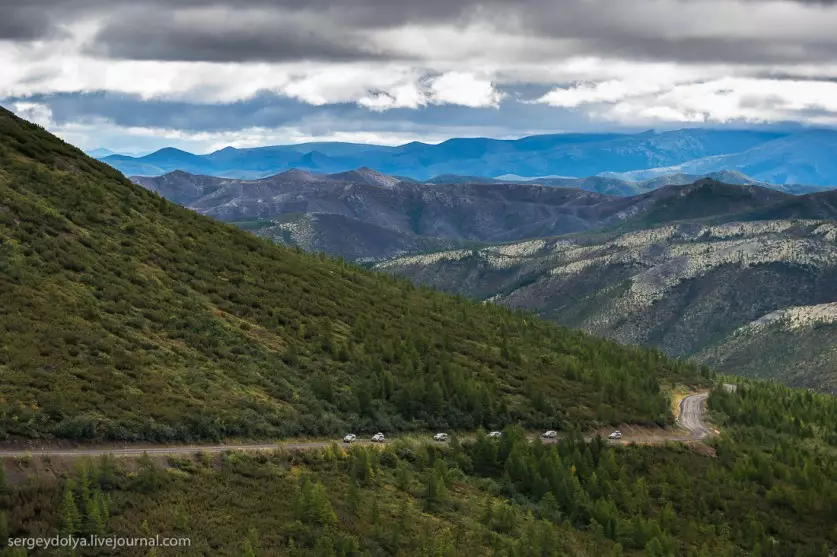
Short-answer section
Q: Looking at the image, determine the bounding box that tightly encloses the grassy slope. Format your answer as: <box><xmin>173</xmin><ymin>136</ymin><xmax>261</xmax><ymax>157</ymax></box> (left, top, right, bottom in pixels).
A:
<box><xmin>0</xmin><ymin>108</ymin><xmax>708</xmax><ymax>443</ymax></box>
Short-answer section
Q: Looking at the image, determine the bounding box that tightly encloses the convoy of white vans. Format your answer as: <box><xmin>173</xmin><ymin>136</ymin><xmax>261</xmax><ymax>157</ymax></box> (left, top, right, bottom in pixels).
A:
<box><xmin>341</xmin><ymin>429</ymin><xmax>626</xmax><ymax>443</ymax></box>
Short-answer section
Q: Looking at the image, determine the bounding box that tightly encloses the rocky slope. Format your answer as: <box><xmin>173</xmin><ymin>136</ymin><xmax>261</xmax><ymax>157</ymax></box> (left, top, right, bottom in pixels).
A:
<box><xmin>377</xmin><ymin>218</ymin><xmax>837</xmax><ymax>391</ymax></box>
<box><xmin>133</xmin><ymin>169</ymin><xmax>644</xmax><ymax>260</ymax></box>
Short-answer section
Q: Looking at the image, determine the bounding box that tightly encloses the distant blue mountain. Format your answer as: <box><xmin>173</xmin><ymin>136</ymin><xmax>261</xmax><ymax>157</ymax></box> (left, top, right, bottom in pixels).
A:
<box><xmin>85</xmin><ymin>147</ymin><xmax>119</xmax><ymax>158</ymax></box>
<box><xmin>97</xmin><ymin>128</ymin><xmax>837</xmax><ymax>186</ymax></box>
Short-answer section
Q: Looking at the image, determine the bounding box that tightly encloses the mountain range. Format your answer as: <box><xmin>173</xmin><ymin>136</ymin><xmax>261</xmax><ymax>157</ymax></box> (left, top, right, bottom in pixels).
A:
<box><xmin>376</xmin><ymin>183</ymin><xmax>837</xmax><ymax>392</ymax></box>
<box><xmin>132</xmin><ymin>167</ymin><xmax>827</xmax><ymax>261</ymax></box>
<box><xmin>100</xmin><ymin>128</ymin><xmax>837</xmax><ymax>187</ymax></box>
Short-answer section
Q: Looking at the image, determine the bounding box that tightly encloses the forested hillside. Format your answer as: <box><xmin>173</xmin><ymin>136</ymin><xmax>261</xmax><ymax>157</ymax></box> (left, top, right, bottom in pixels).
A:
<box><xmin>379</xmin><ymin>219</ymin><xmax>837</xmax><ymax>391</ymax></box>
<box><xmin>2</xmin><ymin>380</ymin><xmax>836</xmax><ymax>556</ymax></box>
<box><xmin>0</xmin><ymin>108</ymin><xmax>706</xmax><ymax>443</ymax></box>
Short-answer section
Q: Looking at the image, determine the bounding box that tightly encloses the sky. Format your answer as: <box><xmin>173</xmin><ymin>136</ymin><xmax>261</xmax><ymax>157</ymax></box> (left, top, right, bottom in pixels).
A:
<box><xmin>3</xmin><ymin>0</ymin><xmax>837</xmax><ymax>154</ymax></box>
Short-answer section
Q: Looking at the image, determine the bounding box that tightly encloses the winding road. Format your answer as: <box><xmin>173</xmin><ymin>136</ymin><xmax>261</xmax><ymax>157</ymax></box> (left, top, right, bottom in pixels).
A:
<box><xmin>0</xmin><ymin>394</ymin><xmax>712</xmax><ymax>459</ymax></box>
<box><xmin>676</xmin><ymin>392</ymin><xmax>712</xmax><ymax>440</ymax></box>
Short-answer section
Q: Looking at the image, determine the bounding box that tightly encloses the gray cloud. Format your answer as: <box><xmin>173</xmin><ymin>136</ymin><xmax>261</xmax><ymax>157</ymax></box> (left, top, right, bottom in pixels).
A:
<box><xmin>89</xmin><ymin>14</ymin><xmax>393</xmax><ymax>63</ymax></box>
<box><xmin>15</xmin><ymin>92</ymin><xmax>601</xmax><ymax>134</ymax></box>
<box><xmin>2</xmin><ymin>0</ymin><xmax>836</xmax><ymax>66</ymax></box>
<box><xmin>0</xmin><ymin>5</ymin><xmax>54</xmax><ymax>40</ymax></box>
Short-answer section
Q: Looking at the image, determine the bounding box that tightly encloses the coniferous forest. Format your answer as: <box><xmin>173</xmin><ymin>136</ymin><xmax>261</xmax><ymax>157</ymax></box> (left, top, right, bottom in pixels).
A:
<box><xmin>1</xmin><ymin>381</ymin><xmax>836</xmax><ymax>556</ymax></box>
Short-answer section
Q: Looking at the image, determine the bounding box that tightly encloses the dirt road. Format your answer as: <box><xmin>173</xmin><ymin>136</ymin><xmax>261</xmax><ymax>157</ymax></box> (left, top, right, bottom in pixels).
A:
<box><xmin>676</xmin><ymin>392</ymin><xmax>711</xmax><ymax>440</ymax></box>
<box><xmin>0</xmin><ymin>393</ymin><xmax>712</xmax><ymax>459</ymax></box>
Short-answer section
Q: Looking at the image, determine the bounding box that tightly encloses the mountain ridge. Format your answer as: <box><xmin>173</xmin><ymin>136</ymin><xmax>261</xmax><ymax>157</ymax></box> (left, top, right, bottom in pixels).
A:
<box><xmin>99</xmin><ymin>128</ymin><xmax>826</xmax><ymax>182</ymax></box>
<box><xmin>132</xmin><ymin>168</ymin><xmax>824</xmax><ymax>261</ymax></box>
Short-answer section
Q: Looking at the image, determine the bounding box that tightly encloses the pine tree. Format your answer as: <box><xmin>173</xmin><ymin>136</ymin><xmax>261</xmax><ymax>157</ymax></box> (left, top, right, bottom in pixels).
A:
<box><xmin>371</xmin><ymin>498</ymin><xmax>380</xmax><ymax>528</ymax></box>
<box><xmin>310</xmin><ymin>482</ymin><xmax>337</xmax><ymax>526</ymax></box>
<box><xmin>396</xmin><ymin>461</ymin><xmax>411</xmax><ymax>492</ymax></box>
<box><xmin>59</xmin><ymin>482</ymin><xmax>80</xmax><ymax>535</ymax></box>
<box><xmin>661</xmin><ymin>502</ymin><xmax>677</xmax><ymax>534</ymax></box>
<box><xmin>645</xmin><ymin>537</ymin><xmax>665</xmax><ymax>557</ymax></box>
<box><xmin>282</xmin><ymin>344</ymin><xmax>298</xmax><ymax>367</ymax></box>
<box><xmin>0</xmin><ymin>511</ymin><xmax>9</xmax><ymax>542</ymax></box>
<box><xmin>295</xmin><ymin>477</ymin><xmax>337</xmax><ymax>526</ymax></box>
<box><xmin>173</xmin><ymin>502</ymin><xmax>189</xmax><ymax>531</ymax></box>
<box><xmin>241</xmin><ymin>538</ymin><xmax>257</xmax><ymax>557</ymax></box>
<box><xmin>97</xmin><ymin>491</ymin><xmax>110</xmax><ymax>533</ymax></box>
<box><xmin>351</xmin><ymin>448</ymin><xmax>374</xmax><ymax>485</ymax></box>
<box><xmin>246</xmin><ymin>527</ymin><xmax>261</xmax><ymax>555</ymax></box>
<box><xmin>0</xmin><ymin>462</ymin><xmax>7</xmax><ymax>494</ymax></box>
<box><xmin>424</xmin><ymin>465</ymin><xmax>447</xmax><ymax>512</ymax></box>
<box><xmin>539</xmin><ymin>492</ymin><xmax>561</xmax><ymax>523</ymax></box>
<box><xmin>135</xmin><ymin>453</ymin><xmax>160</xmax><ymax>493</ymax></box>
<box><xmin>84</xmin><ymin>489</ymin><xmax>104</xmax><ymax>535</ymax></box>
<box><xmin>347</xmin><ymin>477</ymin><xmax>361</xmax><ymax>516</ymax></box>
<box><xmin>97</xmin><ymin>454</ymin><xmax>117</xmax><ymax>490</ymax></box>
<box><xmin>313</xmin><ymin>535</ymin><xmax>336</xmax><ymax>557</ymax></box>
<box><xmin>72</xmin><ymin>459</ymin><xmax>91</xmax><ymax>503</ymax></box>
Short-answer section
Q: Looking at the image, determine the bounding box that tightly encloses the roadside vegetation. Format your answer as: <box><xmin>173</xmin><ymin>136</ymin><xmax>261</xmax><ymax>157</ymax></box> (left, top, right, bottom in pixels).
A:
<box><xmin>1</xmin><ymin>382</ymin><xmax>835</xmax><ymax>556</ymax></box>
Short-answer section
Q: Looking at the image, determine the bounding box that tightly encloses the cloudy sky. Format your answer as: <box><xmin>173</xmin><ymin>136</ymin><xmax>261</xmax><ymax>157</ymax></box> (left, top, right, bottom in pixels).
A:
<box><xmin>2</xmin><ymin>0</ymin><xmax>837</xmax><ymax>154</ymax></box>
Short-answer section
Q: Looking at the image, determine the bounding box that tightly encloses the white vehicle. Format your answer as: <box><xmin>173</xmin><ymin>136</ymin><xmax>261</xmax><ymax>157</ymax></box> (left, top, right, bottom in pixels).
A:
<box><xmin>371</xmin><ymin>432</ymin><xmax>385</xmax><ymax>443</ymax></box>
<box><xmin>343</xmin><ymin>433</ymin><xmax>356</xmax><ymax>443</ymax></box>
<box><xmin>607</xmin><ymin>430</ymin><xmax>622</xmax><ymax>440</ymax></box>
<box><xmin>433</xmin><ymin>433</ymin><xmax>449</xmax><ymax>442</ymax></box>
<box><xmin>488</xmin><ymin>431</ymin><xmax>502</xmax><ymax>438</ymax></box>
<box><xmin>541</xmin><ymin>430</ymin><xmax>558</xmax><ymax>439</ymax></box>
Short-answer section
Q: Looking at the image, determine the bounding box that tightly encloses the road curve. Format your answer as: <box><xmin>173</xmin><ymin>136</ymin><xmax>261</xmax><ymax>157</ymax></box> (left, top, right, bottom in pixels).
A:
<box><xmin>0</xmin><ymin>393</ymin><xmax>712</xmax><ymax>459</ymax></box>
<box><xmin>676</xmin><ymin>392</ymin><xmax>712</xmax><ymax>440</ymax></box>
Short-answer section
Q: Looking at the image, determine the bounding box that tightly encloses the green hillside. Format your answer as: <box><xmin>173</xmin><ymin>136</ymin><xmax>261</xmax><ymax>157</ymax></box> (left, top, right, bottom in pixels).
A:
<box><xmin>0</xmin><ymin>108</ymin><xmax>706</xmax><ymax>442</ymax></box>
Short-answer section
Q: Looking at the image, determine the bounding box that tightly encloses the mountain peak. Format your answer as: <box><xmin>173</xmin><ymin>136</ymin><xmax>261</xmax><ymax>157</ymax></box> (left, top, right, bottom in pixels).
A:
<box><xmin>152</xmin><ymin>146</ymin><xmax>194</xmax><ymax>156</ymax></box>
<box><xmin>329</xmin><ymin>167</ymin><xmax>401</xmax><ymax>188</ymax></box>
<box><xmin>277</xmin><ymin>168</ymin><xmax>320</xmax><ymax>181</ymax></box>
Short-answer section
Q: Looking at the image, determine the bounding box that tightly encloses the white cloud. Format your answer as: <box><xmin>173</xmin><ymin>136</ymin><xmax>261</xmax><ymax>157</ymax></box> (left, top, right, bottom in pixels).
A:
<box><xmin>4</xmin><ymin>0</ymin><xmax>837</xmax><ymax>145</ymax></box>
<box><xmin>571</xmin><ymin>77</ymin><xmax>837</xmax><ymax>125</ymax></box>
<box><xmin>536</xmin><ymin>80</ymin><xmax>667</xmax><ymax>108</ymax></box>
<box><xmin>3</xmin><ymin>109</ymin><xmax>466</xmax><ymax>154</ymax></box>
<box><xmin>0</xmin><ymin>21</ymin><xmax>503</xmax><ymax>110</ymax></box>
<box><xmin>428</xmin><ymin>72</ymin><xmax>503</xmax><ymax>108</ymax></box>
<box><xmin>11</xmin><ymin>102</ymin><xmax>55</xmax><ymax>127</ymax></box>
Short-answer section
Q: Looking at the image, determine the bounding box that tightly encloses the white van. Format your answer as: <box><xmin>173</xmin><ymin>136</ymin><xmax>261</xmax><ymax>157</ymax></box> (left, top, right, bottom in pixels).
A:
<box><xmin>433</xmin><ymin>433</ymin><xmax>449</xmax><ymax>442</ymax></box>
<box><xmin>371</xmin><ymin>432</ymin><xmax>385</xmax><ymax>442</ymax></box>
